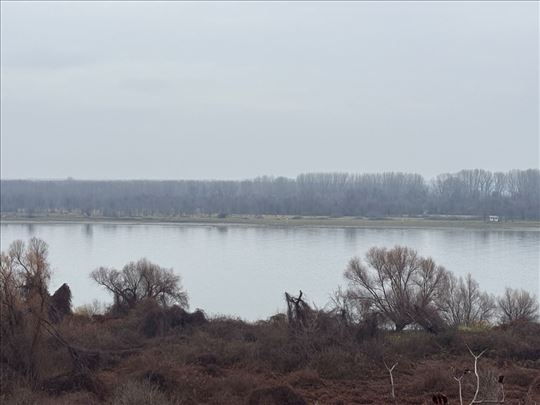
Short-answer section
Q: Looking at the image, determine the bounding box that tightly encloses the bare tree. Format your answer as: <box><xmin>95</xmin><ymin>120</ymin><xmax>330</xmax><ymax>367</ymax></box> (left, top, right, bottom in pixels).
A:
<box><xmin>328</xmin><ymin>286</ymin><xmax>370</xmax><ymax>325</ymax></box>
<box><xmin>0</xmin><ymin>238</ymin><xmax>52</xmax><ymax>380</ymax></box>
<box><xmin>344</xmin><ymin>246</ymin><xmax>447</xmax><ymax>331</ymax></box>
<box><xmin>5</xmin><ymin>237</ymin><xmax>51</xmax><ymax>298</ymax></box>
<box><xmin>497</xmin><ymin>288</ymin><xmax>538</xmax><ymax>323</ymax></box>
<box><xmin>90</xmin><ymin>258</ymin><xmax>188</xmax><ymax>311</ymax></box>
<box><xmin>436</xmin><ymin>273</ymin><xmax>495</xmax><ymax>327</ymax></box>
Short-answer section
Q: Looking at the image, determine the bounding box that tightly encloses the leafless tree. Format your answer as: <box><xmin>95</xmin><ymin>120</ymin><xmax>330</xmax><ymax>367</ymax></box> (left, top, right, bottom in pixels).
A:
<box><xmin>497</xmin><ymin>288</ymin><xmax>539</xmax><ymax>323</ymax></box>
<box><xmin>344</xmin><ymin>246</ymin><xmax>447</xmax><ymax>331</ymax></box>
<box><xmin>436</xmin><ymin>273</ymin><xmax>495</xmax><ymax>327</ymax></box>
<box><xmin>0</xmin><ymin>238</ymin><xmax>52</xmax><ymax>380</ymax></box>
<box><xmin>4</xmin><ymin>238</ymin><xmax>51</xmax><ymax>298</ymax></box>
<box><xmin>90</xmin><ymin>258</ymin><xmax>188</xmax><ymax>311</ymax></box>
<box><xmin>328</xmin><ymin>286</ymin><xmax>370</xmax><ymax>324</ymax></box>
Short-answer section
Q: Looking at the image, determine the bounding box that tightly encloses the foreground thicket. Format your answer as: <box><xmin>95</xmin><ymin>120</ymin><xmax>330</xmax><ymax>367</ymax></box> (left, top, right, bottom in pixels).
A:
<box><xmin>1</xmin><ymin>239</ymin><xmax>539</xmax><ymax>404</ymax></box>
<box><xmin>2</xmin><ymin>169</ymin><xmax>539</xmax><ymax>219</ymax></box>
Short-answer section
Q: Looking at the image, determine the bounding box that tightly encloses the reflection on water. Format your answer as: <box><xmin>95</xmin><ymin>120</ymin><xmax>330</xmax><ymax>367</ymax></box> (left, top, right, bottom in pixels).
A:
<box><xmin>1</xmin><ymin>222</ymin><xmax>539</xmax><ymax>321</ymax></box>
<box><xmin>83</xmin><ymin>224</ymin><xmax>93</xmax><ymax>237</ymax></box>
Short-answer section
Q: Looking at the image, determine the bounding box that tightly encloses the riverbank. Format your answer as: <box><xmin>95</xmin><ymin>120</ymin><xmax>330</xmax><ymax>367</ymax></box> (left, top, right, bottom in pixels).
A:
<box><xmin>2</xmin><ymin>213</ymin><xmax>540</xmax><ymax>231</ymax></box>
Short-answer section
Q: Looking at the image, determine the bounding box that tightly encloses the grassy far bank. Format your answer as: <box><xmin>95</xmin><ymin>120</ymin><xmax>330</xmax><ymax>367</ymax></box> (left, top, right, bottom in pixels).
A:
<box><xmin>2</xmin><ymin>212</ymin><xmax>540</xmax><ymax>231</ymax></box>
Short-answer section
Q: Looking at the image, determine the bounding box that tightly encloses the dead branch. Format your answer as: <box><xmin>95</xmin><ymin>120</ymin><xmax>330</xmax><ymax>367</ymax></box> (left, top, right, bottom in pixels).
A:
<box><xmin>432</xmin><ymin>393</ymin><xmax>448</xmax><ymax>404</ymax></box>
<box><xmin>384</xmin><ymin>360</ymin><xmax>398</xmax><ymax>405</ymax></box>
<box><xmin>468</xmin><ymin>345</ymin><xmax>487</xmax><ymax>404</ymax></box>
<box><xmin>285</xmin><ymin>290</ymin><xmax>313</xmax><ymax>328</ymax></box>
<box><xmin>452</xmin><ymin>366</ymin><xmax>471</xmax><ymax>405</ymax></box>
<box><xmin>455</xmin><ymin>375</ymin><xmax>464</xmax><ymax>405</ymax></box>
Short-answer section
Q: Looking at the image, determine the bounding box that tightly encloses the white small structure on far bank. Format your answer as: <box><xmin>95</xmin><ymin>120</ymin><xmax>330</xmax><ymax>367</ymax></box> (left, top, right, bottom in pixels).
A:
<box><xmin>488</xmin><ymin>215</ymin><xmax>500</xmax><ymax>222</ymax></box>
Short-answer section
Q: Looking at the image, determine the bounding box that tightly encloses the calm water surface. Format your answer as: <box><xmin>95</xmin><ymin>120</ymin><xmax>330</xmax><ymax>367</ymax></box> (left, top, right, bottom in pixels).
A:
<box><xmin>1</xmin><ymin>222</ymin><xmax>539</xmax><ymax>320</ymax></box>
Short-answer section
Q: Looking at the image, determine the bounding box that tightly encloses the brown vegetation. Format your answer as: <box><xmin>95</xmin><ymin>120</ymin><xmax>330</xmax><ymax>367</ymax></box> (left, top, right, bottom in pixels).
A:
<box><xmin>1</xmin><ymin>239</ymin><xmax>539</xmax><ymax>404</ymax></box>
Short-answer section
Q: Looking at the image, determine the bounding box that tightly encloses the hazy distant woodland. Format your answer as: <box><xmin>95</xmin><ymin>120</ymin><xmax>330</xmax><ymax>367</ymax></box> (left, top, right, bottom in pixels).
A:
<box><xmin>1</xmin><ymin>169</ymin><xmax>539</xmax><ymax>220</ymax></box>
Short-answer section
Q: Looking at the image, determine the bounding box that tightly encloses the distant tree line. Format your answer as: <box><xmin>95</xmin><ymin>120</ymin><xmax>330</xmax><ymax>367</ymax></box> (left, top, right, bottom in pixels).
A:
<box><xmin>1</xmin><ymin>169</ymin><xmax>539</xmax><ymax>219</ymax></box>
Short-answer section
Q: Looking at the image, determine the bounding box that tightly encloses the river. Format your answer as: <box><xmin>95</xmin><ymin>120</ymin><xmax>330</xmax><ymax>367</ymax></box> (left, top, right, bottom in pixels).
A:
<box><xmin>1</xmin><ymin>222</ymin><xmax>538</xmax><ymax>320</ymax></box>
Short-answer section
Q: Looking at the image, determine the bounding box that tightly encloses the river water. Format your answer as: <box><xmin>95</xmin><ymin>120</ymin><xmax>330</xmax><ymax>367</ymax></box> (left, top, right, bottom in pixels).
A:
<box><xmin>1</xmin><ymin>222</ymin><xmax>538</xmax><ymax>320</ymax></box>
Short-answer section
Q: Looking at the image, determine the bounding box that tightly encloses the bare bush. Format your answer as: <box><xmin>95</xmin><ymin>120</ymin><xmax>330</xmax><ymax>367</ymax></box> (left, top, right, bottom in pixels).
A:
<box><xmin>90</xmin><ymin>258</ymin><xmax>188</xmax><ymax>312</ymax></box>
<box><xmin>344</xmin><ymin>246</ymin><xmax>447</xmax><ymax>331</ymax></box>
<box><xmin>74</xmin><ymin>299</ymin><xmax>107</xmax><ymax>317</ymax></box>
<box><xmin>497</xmin><ymin>288</ymin><xmax>539</xmax><ymax>323</ymax></box>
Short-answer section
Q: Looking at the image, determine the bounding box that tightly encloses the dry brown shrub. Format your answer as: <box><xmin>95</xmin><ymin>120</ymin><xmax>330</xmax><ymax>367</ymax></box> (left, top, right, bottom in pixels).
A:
<box><xmin>112</xmin><ymin>379</ymin><xmax>172</xmax><ymax>405</ymax></box>
<box><xmin>461</xmin><ymin>328</ymin><xmax>540</xmax><ymax>362</ymax></box>
<box><xmin>57</xmin><ymin>310</ymin><xmax>143</xmax><ymax>352</ymax></box>
<box><xmin>286</xmin><ymin>369</ymin><xmax>324</xmax><ymax>389</ymax></box>
<box><xmin>411</xmin><ymin>365</ymin><xmax>450</xmax><ymax>394</ymax></box>
<box><xmin>256</xmin><ymin>339</ymin><xmax>308</xmax><ymax>373</ymax></box>
<box><xmin>135</xmin><ymin>300</ymin><xmax>207</xmax><ymax>338</ymax></box>
<box><xmin>174</xmin><ymin>328</ymin><xmax>258</xmax><ymax>368</ymax></box>
<box><xmin>218</xmin><ymin>372</ymin><xmax>259</xmax><ymax>398</ymax></box>
<box><xmin>477</xmin><ymin>367</ymin><xmax>503</xmax><ymax>402</ymax></box>
<box><xmin>504</xmin><ymin>367</ymin><xmax>537</xmax><ymax>387</ymax></box>
<box><xmin>1</xmin><ymin>386</ymin><xmax>39</xmax><ymax>405</ymax></box>
<box><xmin>247</xmin><ymin>385</ymin><xmax>307</xmax><ymax>405</ymax></box>
<box><xmin>46</xmin><ymin>391</ymin><xmax>100</xmax><ymax>404</ymax></box>
<box><xmin>524</xmin><ymin>375</ymin><xmax>540</xmax><ymax>404</ymax></box>
<box><xmin>2</xmin><ymin>389</ymin><xmax>99</xmax><ymax>405</ymax></box>
<box><xmin>310</xmin><ymin>346</ymin><xmax>360</xmax><ymax>379</ymax></box>
<box><xmin>386</xmin><ymin>331</ymin><xmax>440</xmax><ymax>360</ymax></box>
<box><xmin>41</xmin><ymin>372</ymin><xmax>107</xmax><ymax>400</ymax></box>
<box><xmin>202</xmin><ymin>316</ymin><xmax>263</xmax><ymax>345</ymax></box>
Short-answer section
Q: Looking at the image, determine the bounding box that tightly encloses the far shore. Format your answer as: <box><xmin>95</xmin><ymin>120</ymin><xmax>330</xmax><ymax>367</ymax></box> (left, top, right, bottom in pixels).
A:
<box><xmin>1</xmin><ymin>213</ymin><xmax>539</xmax><ymax>231</ymax></box>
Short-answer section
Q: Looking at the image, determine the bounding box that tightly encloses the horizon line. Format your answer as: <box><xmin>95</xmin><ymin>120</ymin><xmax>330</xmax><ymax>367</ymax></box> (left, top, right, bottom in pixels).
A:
<box><xmin>1</xmin><ymin>168</ymin><xmax>539</xmax><ymax>183</ymax></box>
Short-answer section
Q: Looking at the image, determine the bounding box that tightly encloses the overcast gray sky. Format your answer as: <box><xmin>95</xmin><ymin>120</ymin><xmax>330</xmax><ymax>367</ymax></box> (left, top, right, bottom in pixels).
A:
<box><xmin>1</xmin><ymin>1</ymin><xmax>538</xmax><ymax>180</ymax></box>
